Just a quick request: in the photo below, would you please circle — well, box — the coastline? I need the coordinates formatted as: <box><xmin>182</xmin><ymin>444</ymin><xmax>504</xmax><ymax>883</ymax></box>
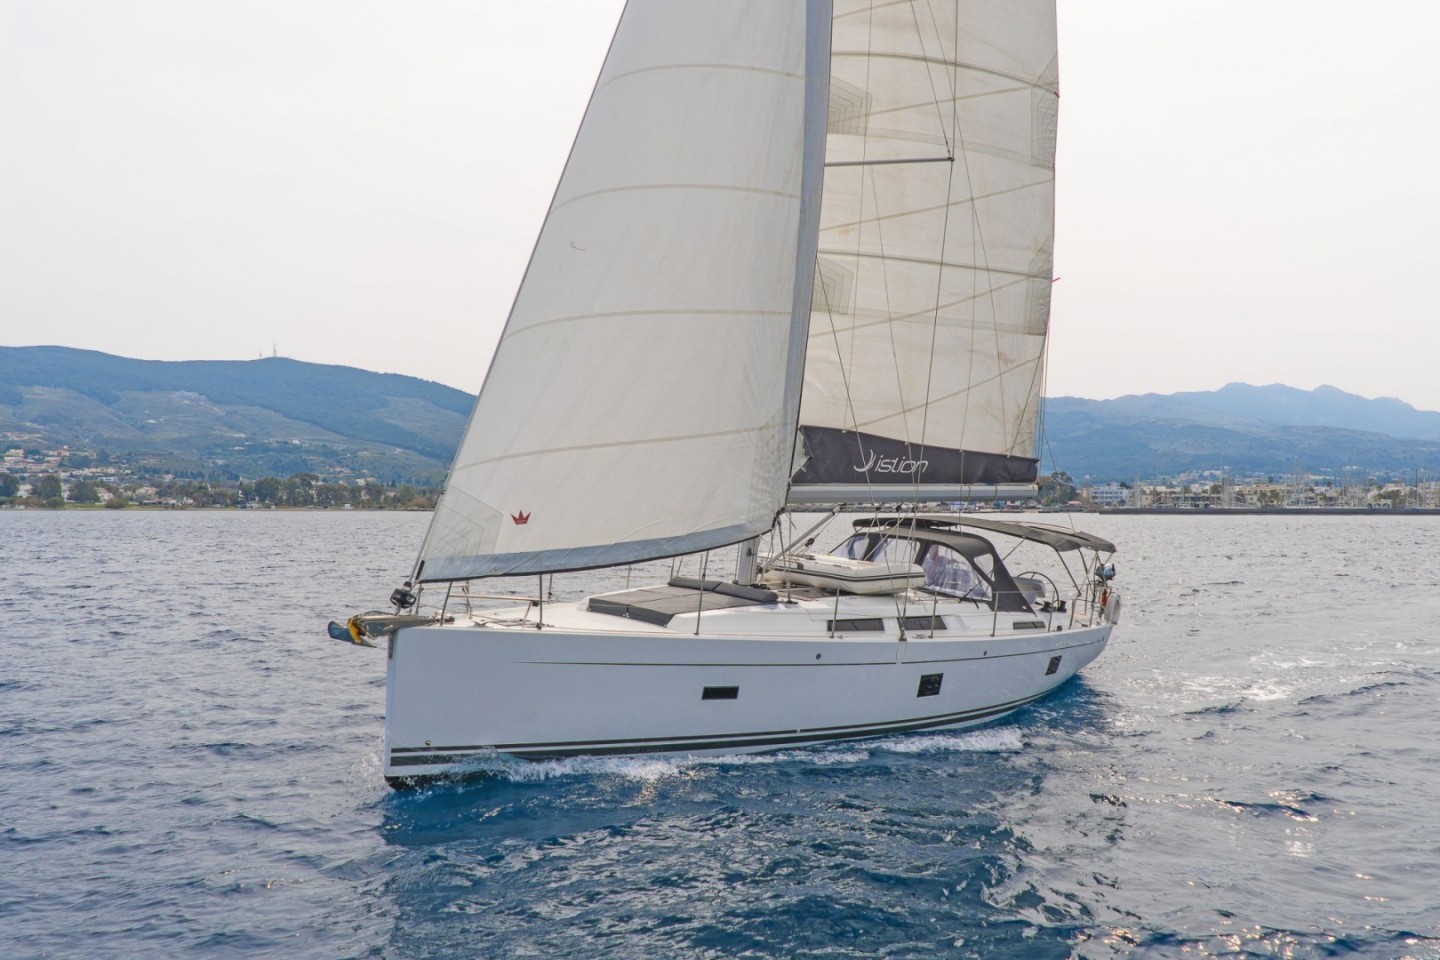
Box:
<box><xmin>8</xmin><ymin>503</ymin><xmax>1440</xmax><ymax>516</ymax></box>
<box><xmin>1092</xmin><ymin>506</ymin><xmax>1440</xmax><ymax>516</ymax></box>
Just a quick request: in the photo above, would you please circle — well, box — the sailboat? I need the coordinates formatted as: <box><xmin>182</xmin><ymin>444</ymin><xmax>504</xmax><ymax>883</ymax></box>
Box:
<box><xmin>354</xmin><ymin>0</ymin><xmax>1121</xmax><ymax>785</ymax></box>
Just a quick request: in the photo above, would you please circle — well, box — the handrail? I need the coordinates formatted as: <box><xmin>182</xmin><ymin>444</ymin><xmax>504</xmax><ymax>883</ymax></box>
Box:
<box><xmin>428</xmin><ymin>582</ymin><xmax>543</xmax><ymax>626</ymax></box>
<box><xmin>450</xmin><ymin>591</ymin><xmax>541</xmax><ymax>605</ymax></box>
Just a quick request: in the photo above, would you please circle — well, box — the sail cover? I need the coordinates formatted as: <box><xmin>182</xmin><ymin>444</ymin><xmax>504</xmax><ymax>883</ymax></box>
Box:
<box><xmin>418</xmin><ymin>0</ymin><xmax>832</xmax><ymax>581</ymax></box>
<box><xmin>790</xmin><ymin>0</ymin><xmax>1058</xmax><ymax>499</ymax></box>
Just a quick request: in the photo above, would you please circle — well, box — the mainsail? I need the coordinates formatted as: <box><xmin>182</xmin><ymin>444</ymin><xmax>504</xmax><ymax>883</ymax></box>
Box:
<box><xmin>417</xmin><ymin>1</ymin><xmax>832</xmax><ymax>581</ymax></box>
<box><xmin>789</xmin><ymin>0</ymin><xmax>1058</xmax><ymax>502</ymax></box>
<box><xmin>418</xmin><ymin>0</ymin><xmax>1058</xmax><ymax>582</ymax></box>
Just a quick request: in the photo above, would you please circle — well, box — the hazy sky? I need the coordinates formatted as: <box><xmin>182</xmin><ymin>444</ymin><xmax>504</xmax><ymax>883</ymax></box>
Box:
<box><xmin>3</xmin><ymin>2</ymin><xmax>1438</xmax><ymax>409</ymax></box>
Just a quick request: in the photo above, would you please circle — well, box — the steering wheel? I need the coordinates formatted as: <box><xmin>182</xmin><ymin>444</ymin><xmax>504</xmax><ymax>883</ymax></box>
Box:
<box><xmin>1014</xmin><ymin>570</ymin><xmax>1060</xmax><ymax>606</ymax></box>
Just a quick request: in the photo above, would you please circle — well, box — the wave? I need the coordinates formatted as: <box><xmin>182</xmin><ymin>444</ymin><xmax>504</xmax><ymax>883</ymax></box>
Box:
<box><xmin>426</xmin><ymin>726</ymin><xmax>1027</xmax><ymax>784</ymax></box>
<box><xmin>1297</xmin><ymin>673</ymin><xmax>1424</xmax><ymax>707</ymax></box>
<box><xmin>1205</xmin><ymin>789</ymin><xmax>1334</xmax><ymax>821</ymax></box>
<box><xmin>872</xmin><ymin>728</ymin><xmax>1024</xmax><ymax>754</ymax></box>
<box><xmin>1182</xmin><ymin>700</ymin><xmax>1247</xmax><ymax>716</ymax></box>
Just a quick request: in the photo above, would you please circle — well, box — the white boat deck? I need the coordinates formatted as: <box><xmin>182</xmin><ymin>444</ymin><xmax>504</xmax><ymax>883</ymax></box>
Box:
<box><xmin>445</xmin><ymin>586</ymin><xmax>1089</xmax><ymax>642</ymax></box>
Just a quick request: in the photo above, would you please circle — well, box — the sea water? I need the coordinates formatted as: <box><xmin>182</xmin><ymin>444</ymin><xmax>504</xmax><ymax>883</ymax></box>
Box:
<box><xmin>2</xmin><ymin>511</ymin><xmax>1438</xmax><ymax>959</ymax></box>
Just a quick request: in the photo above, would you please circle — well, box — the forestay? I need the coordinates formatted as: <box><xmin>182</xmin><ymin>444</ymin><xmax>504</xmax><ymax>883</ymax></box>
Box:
<box><xmin>418</xmin><ymin>0</ymin><xmax>832</xmax><ymax>581</ymax></box>
<box><xmin>790</xmin><ymin>0</ymin><xmax>1059</xmax><ymax>501</ymax></box>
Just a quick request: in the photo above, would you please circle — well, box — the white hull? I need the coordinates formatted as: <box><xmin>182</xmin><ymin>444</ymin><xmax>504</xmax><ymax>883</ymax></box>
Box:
<box><xmin>382</xmin><ymin>593</ymin><xmax>1111</xmax><ymax>783</ymax></box>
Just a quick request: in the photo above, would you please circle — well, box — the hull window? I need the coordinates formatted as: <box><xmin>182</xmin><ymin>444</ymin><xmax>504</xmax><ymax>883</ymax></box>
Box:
<box><xmin>1045</xmin><ymin>655</ymin><xmax>1062</xmax><ymax>676</ymax></box>
<box><xmin>702</xmin><ymin>686</ymin><xmax>740</xmax><ymax>700</ymax></box>
<box><xmin>917</xmin><ymin>673</ymin><xmax>943</xmax><ymax>697</ymax></box>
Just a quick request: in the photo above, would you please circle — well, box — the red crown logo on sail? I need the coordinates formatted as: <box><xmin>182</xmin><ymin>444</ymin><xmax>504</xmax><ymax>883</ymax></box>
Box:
<box><xmin>511</xmin><ymin>510</ymin><xmax>530</xmax><ymax>525</ymax></box>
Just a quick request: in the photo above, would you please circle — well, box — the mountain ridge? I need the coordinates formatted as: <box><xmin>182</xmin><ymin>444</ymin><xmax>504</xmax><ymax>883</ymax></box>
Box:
<box><xmin>0</xmin><ymin>346</ymin><xmax>475</xmax><ymax>481</ymax></box>
<box><xmin>5</xmin><ymin>346</ymin><xmax>1439</xmax><ymax>484</ymax></box>
<box><xmin>1055</xmin><ymin>382</ymin><xmax>1440</xmax><ymax>442</ymax></box>
<box><xmin>1042</xmin><ymin>384</ymin><xmax>1440</xmax><ymax>481</ymax></box>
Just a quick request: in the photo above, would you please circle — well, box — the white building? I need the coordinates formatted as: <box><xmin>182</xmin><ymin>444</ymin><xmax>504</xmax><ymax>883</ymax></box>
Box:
<box><xmin>1088</xmin><ymin>482</ymin><xmax>1132</xmax><ymax>507</ymax></box>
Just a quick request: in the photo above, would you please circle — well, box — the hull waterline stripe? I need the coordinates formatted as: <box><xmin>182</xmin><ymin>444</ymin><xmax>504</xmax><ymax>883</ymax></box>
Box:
<box><xmin>388</xmin><ymin>687</ymin><xmax>1047</xmax><ymax>753</ymax></box>
<box><xmin>388</xmin><ymin>691</ymin><xmax>1050</xmax><ymax>765</ymax></box>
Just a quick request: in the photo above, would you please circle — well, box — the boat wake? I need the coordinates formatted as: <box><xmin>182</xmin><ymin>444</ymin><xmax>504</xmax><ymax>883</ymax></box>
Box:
<box><xmin>436</xmin><ymin>726</ymin><xmax>1027</xmax><ymax>784</ymax></box>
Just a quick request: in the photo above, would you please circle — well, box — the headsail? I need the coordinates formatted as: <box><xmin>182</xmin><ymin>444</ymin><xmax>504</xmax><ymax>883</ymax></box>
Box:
<box><xmin>789</xmin><ymin>0</ymin><xmax>1058</xmax><ymax>503</ymax></box>
<box><xmin>418</xmin><ymin>0</ymin><xmax>832</xmax><ymax>581</ymax></box>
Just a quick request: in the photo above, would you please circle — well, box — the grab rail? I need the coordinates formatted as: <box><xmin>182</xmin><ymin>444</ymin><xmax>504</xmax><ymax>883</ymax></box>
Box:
<box><xmin>435</xmin><ymin>582</ymin><xmax>543</xmax><ymax>625</ymax></box>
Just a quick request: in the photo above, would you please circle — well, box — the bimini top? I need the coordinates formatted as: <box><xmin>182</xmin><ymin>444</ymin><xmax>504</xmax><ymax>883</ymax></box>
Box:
<box><xmin>853</xmin><ymin>515</ymin><xmax>1117</xmax><ymax>555</ymax></box>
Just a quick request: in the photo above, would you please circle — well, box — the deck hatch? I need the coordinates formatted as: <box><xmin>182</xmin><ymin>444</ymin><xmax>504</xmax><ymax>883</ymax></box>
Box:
<box><xmin>917</xmin><ymin>673</ymin><xmax>943</xmax><ymax>697</ymax></box>
<box><xmin>827</xmin><ymin>617</ymin><xmax>885</xmax><ymax>633</ymax></box>
<box><xmin>900</xmin><ymin>615</ymin><xmax>947</xmax><ymax>632</ymax></box>
<box><xmin>588</xmin><ymin>578</ymin><xmax>779</xmax><ymax>626</ymax></box>
<box><xmin>702</xmin><ymin>686</ymin><xmax>740</xmax><ymax>700</ymax></box>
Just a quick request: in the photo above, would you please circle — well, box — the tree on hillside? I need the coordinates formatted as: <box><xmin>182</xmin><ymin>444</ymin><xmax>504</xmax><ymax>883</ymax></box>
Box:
<box><xmin>34</xmin><ymin>474</ymin><xmax>62</xmax><ymax>501</ymax></box>
<box><xmin>70</xmin><ymin>480</ymin><xmax>101</xmax><ymax>503</ymax></box>
<box><xmin>282</xmin><ymin>474</ymin><xmax>315</xmax><ymax>507</ymax></box>
<box><xmin>314</xmin><ymin>482</ymin><xmax>355</xmax><ymax>508</ymax></box>
<box><xmin>252</xmin><ymin>477</ymin><xmax>282</xmax><ymax>503</ymax></box>
<box><xmin>0</xmin><ymin>473</ymin><xmax>17</xmax><ymax>499</ymax></box>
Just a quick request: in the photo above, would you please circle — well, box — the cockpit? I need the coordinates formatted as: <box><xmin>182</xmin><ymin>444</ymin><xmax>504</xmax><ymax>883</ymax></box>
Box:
<box><xmin>830</xmin><ymin>527</ymin><xmax>1034</xmax><ymax>613</ymax></box>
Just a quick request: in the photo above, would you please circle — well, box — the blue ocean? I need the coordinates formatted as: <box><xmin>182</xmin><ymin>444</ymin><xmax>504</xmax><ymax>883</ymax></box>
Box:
<box><xmin>3</xmin><ymin>511</ymin><xmax>1438</xmax><ymax>958</ymax></box>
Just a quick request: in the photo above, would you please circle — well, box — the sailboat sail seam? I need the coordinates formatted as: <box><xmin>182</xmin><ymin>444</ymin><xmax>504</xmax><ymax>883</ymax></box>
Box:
<box><xmin>448</xmin><ymin>421</ymin><xmax>783</xmax><ymax>475</ymax></box>
<box><xmin>806</xmin><ymin>277</ymin><xmax>1032</xmax><ymax>335</ymax></box>
<box><xmin>550</xmin><ymin>182</ymin><xmax>801</xmax><ymax>216</ymax></box>
<box><xmin>829</xmin><ymin>50</ymin><xmax>1058</xmax><ymax>95</ymax></box>
<box><xmin>814</xmin><ymin>249</ymin><xmax>1050</xmax><ymax>279</ymax></box>
<box><xmin>834</xmin><ymin>357</ymin><xmax>1043</xmax><ymax>439</ymax></box>
<box><xmin>595</xmin><ymin>62</ymin><xmax>805</xmax><ymax>94</ymax></box>
<box><xmin>819</xmin><ymin>175</ymin><xmax>1052</xmax><ymax>235</ymax></box>
<box><xmin>502</xmin><ymin>308</ymin><xmax>790</xmax><ymax>344</ymax></box>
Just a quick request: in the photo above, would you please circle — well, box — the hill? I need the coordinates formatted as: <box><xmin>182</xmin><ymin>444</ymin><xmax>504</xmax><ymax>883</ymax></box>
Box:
<box><xmin>1043</xmin><ymin>384</ymin><xmax>1440</xmax><ymax>482</ymax></box>
<box><xmin>7</xmin><ymin>348</ymin><xmax>1438</xmax><ymax>485</ymax></box>
<box><xmin>0</xmin><ymin>346</ymin><xmax>474</xmax><ymax>481</ymax></box>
